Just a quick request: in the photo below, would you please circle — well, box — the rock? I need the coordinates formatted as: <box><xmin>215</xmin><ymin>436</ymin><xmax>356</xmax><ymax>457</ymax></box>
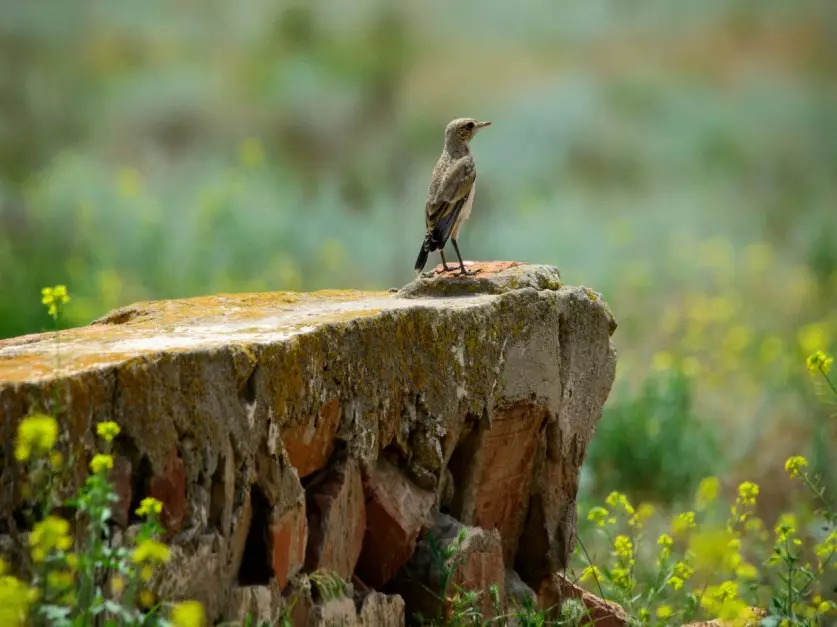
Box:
<box><xmin>397</xmin><ymin>261</ymin><xmax>562</xmax><ymax>299</ymax></box>
<box><xmin>355</xmin><ymin>457</ymin><xmax>435</xmax><ymax>587</ymax></box>
<box><xmin>226</xmin><ymin>584</ymin><xmax>281</xmax><ymax>623</ymax></box>
<box><xmin>149</xmin><ymin>446</ymin><xmax>187</xmax><ymax>534</ymax></box>
<box><xmin>154</xmin><ymin>534</ymin><xmax>226</xmax><ymax>618</ymax></box>
<box><xmin>307</xmin><ymin>597</ymin><xmax>358</xmax><ymax>626</ymax></box>
<box><xmin>504</xmin><ymin>568</ymin><xmax>537</xmax><ymax>608</ymax></box>
<box><xmin>393</xmin><ymin>513</ymin><xmax>505</xmax><ymax>622</ymax></box>
<box><xmin>358</xmin><ymin>592</ymin><xmax>406</xmax><ymax>627</ymax></box>
<box><xmin>539</xmin><ymin>572</ymin><xmax>629</xmax><ymax>627</ymax></box>
<box><xmin>0</xmin><ymin>264</ymin><xmax>617</xmax><ymax>624</ymax></box>
<box><xmin>270</xmin><ymin>498</ymin><xmax>308</xmax><ymax>589</ymax></box>
<box><xmin>304</xmin><ymin>458</ymin><xmax>366</xmax><ymax>579</ymax></box>
<box><xmin>283</xmin><ymin>399</ymin><xmax>342</xmax><ymax>478</ymax></box>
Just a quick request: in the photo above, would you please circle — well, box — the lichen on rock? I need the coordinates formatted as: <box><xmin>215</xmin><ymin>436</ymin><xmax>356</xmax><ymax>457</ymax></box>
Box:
<box><xmin>0</xmin><ymin>262</ymin><xmax>616</xmax><ymax>623</ymax></box>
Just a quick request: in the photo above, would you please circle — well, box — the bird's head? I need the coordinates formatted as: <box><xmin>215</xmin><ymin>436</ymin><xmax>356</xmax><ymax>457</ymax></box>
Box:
<box><xmin>445</xmin><ymin>118</ymin><xmax>491</xmax><ymax>145</ymax></box>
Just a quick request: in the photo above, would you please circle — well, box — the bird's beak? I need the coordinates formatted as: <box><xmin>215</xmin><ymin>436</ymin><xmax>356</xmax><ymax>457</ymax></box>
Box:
<box><xmin>476</xmin><ymin>121</ymin><xmax>492</xmax><ymax>129</ymax></box>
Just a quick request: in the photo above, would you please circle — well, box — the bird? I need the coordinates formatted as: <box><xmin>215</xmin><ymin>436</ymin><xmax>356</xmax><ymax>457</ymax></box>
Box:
<box><xmin>414</xmin><ymin>117</ymin><xmax>491</xmax><ymax>276</ymax></box>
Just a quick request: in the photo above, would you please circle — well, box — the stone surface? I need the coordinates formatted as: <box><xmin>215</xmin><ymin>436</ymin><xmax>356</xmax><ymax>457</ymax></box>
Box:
<box><xmin>358</xmin><ymin>592</ymin><xmax>406</xmax><ymax>627</ymax></box>
<box><xmin>539</xmin><ymin>572</ymin><xmax>629</xmax><ymax>627</ymax></box>
<box><xmin>393</xmin><ymin>513</ymin><xmax>505</xmax><ymax>622</ymax></box>
<box><xmin>355</xmin><ymin>457</ymin><xmax>435</xmax><ymax>588</ymax></box>
<box><xmin>398</xmin><ymin>261</ymin><xmax>563</xmax><ymax>299</ymax></box>
<box><xmin>270</xmin><ymin>498</ymin><xmax>308</xmax><ymax>589</ymax></box>
<box><xmin>226</xmin><ymin>585</ymin><xmax>281</xmax><ymax>623</ymax></box>
<box><xmin>0</xmin><ymin>263</ymin><xmax>617</xmax><ymax>623</ymax></box>
<box><xmin>304</xmin><ymin>458</ymin><xmax>366</xmax><ymax>579</ymax></box>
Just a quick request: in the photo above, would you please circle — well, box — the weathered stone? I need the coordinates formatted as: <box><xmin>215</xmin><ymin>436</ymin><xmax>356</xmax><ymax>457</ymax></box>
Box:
<box><xmin>304</xmin><ymin>458</ymin><xmax>366</xmax><ymax>579</ymax></box>
<box><xmin>149</xmin><ymin>446</ymin><xmax>187</xmax><ymax>534</ymax></box>
<box><xmin>393</xmin><ymin>512</ymin><xmax>504</xmax><ymax>622</ymax></box>
<box><xmin>283</xmin><ymin>399</ymin><xmax>341</xmax><ymax>478</ymax></box>
<box><xmin>154</xmin><ymin>534</ymin><xmax>225</xmax><ymax>618</ymax></box>
<box><xmin>110</xmin><ymin>455</ymin><xmax>132</xmax><ymax>527</ymax></box>
<box><xmin>398</xmin><ymin>261</ymin><xmax>563</xmax><ymax>299</ymax></box>
<box><xmin>270</xmin><ymin>498</ymin><xmax>308</xmax><ymax>589</ymax></box>
<box><xmin>355</xmin><ymin>457</ymin><xmax>435</xmax><ymax>588</ymax></box>
<box><xmin>505</xmin><ymin>568</ymin><xmax>537</xmax><ymax>607</ymax></box>
<box><xmin>358</xmin><ymin>592</ymin><xmax>406</xmax><ymax>627</ymax></box>
<box><xmin>307</xmin><ymin>597</ymin><xmax>358</xmax><ymax>626</ymax></box>
<box><xmin>0</xmin><ymin>264</ymin><xmax>617</xmax><ymax>625</ymax></box>
<box><xmin>539</xmin><ymin>572</ymin><xmax>629</xmax><ymax>627</ymax></box>
<box><xmin>226</xmin><ymin>585</ymin><xmax>280</xmax><ymax>623</ymax></box>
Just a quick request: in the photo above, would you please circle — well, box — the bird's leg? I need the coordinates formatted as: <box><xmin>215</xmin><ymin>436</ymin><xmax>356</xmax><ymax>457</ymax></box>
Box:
<box><xmin>439</xmin><ymin>250</ymin><xmax>452</xmax><ymax>272</ymax></box>
<box><xmin>451</xmin><ymin>239</ymin><xmax>475</xmax><ymax>276</ymax></box>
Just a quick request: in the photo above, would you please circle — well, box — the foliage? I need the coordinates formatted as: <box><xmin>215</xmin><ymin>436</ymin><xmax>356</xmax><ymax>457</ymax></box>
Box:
<box><xmin>585</xmin><ymin>368</ymin><xmax>719</xmax><ymax>506</ymax></box>
<box><xmin>1</xmin><ymin>287</ymin><xmax>206</xmax><ymax>627</ymax></box>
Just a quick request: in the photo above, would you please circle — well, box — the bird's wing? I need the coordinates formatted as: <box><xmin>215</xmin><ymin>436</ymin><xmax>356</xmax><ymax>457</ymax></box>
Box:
<box><xmin>425</xmin><ymin>159</ymin><xmax>475</xmax><ymax>248</ymax></box>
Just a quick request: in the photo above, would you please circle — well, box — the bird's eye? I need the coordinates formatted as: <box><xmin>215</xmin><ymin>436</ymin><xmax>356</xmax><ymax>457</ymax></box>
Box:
<box><xmin>465</xmin><ymin>122</ymin><xmax>475</xmax><ymax>130</ymax></box>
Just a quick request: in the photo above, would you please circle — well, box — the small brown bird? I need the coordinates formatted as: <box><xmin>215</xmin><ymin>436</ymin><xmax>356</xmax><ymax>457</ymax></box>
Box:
<box><xmin>414</xmin><ymin>117</ymin><xmax>491</xmax><ymax>275</ymax></box>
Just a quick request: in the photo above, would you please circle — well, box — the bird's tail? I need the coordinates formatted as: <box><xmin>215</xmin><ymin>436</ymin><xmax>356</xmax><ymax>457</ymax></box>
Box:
<box><xmin>414</xmin><ymin>238</ymin><xmax>431</xmax><ymax>274</ymax></box>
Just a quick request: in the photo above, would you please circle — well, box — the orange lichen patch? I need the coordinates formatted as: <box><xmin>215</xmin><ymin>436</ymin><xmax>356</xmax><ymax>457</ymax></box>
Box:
<box><xmin>427</xmin><ymin>260</ymin><xmax>524</xmax><ymax>278</ymax></box>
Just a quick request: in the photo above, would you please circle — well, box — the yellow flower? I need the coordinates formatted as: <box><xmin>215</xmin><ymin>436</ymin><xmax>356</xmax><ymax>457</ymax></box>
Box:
<box><xmin>136</xmin><ymin>497</ymin><xmax>164</xmax><ymax>518</ymax></box>
<box><xmin>657</xmin><ymin>533</ymin><xmax>673</xmax><ymax>548</ymax></box>
<box><xmin>110</xmin><ymin>574</ymin><xmax>125</xmax><ymax>595</ymax></box>
<box><xmin>672</xmin><ymin>511</ymin><xmax>696</xmax><ymax>534</ymax></box>
<box><xmin>667</xmin><ymin>575</ymin><xmax>684</xmax><ymax>591</ymax></box>
<box><xmin>171</xmin><ymin>601</ymin><xmax>206</xmax><ymax>627</ymax></box>
<box><xmin>0</xmin><ymin>573</ymin><xmax>36</xmax><ymax>627</ymax></box>
<box><xmin>605</xmin><ymin>491</ymin><xmax>635</xmax><ymax>518</ymax></box>
<box><xmin>656</xmin><ymin>605</ymin><xmax>673</xmax><ymax>620</ymax></box>
<box><xmin>49</xmin><ymin>451</ymin><xmax>63</xmax><ymax>470</ymax></box>
<box><xmin>41</xmin><ymin>285</ymin><xmax>71</xmax><ymax>318</ymax></box>
<box><xmin>610</xmin><ymin>566</ymin><xmax>631</xmax><ymax>590</ymax></box>
<box><xmin>29</xmin><ymin>516</ymin><xmax>72</xmax><ymax>561</ymax></box>
<box><xmin>737</xmin><ymin>481</ymin><xmax>759</xmax><ymax>506</ymax></box>
<box><xmin>586</xmin><ymin>506</ymin><xmax>610</xmax><ymax>528</ymax></box>
<box><xmin>15</xmin><ymin>414</ymin><xmax>59</xmax><ymax>462</ymax></box>
<box><xmin>140</xmin><ymin>565</ymin><xmax>154</xmax><ymax>582</ymax></box>
<box><xmin>673</xmin><ymin>561</ymin><xmax>694</xmax><ymax>581</ymax></box>
<box><xmin>139</xmin><ymin>589</ymin><xmax>155</xmax><ymax>608</ymax></box>
<box><xmin>695</xmin><ymin>476</ymin><xmax>720</xmax><ymax>510</ymax></box>
<box><xmin>613</xmin><ymin>535</ymin><xmax>634</xmax><ymax>561</ymax></box>
<box><xmin>806</xmin><ymin>350</ymin><xmax>833</xmax><ymax>375</ymax></box>
<box><xmin>89</xmin><ymin>454</ymin><xmax>114</xmax><ymax>474</ymax></box>
<box><xmin>96</xmin><ymin>421</ymin><xmax>121</xmax><ymax>442</ymax></box>
<box><xmin>735</xmin><ymin>562</ymin><xmax>758</xmax><ymax>580</ymax></box>
<box><xmin>132</xmin><ymin>539</ymin><xmax>171</xmax><ymax>565</ymax></box>
<box><xmin>784</xmin><ymin>456</ymin><xmax>808</xmax><ymax>479</ymax></box>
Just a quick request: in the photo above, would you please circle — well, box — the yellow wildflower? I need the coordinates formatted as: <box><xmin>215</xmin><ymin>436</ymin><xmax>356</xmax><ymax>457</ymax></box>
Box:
<box><xmin>605</xmin><ymin>491</ymin><xmax>635</xmax><ymax>517</ymax></box>
<box><xmin>41</xmin><ymin>285</ymin><xmax>71</xmax><ymax>318</ymax></box>
<box><xmin>668</xmin><ymin>575</ymin><xmax>684</xmax><ymax>590</ymax></box>
<box><xmin>610</xmin><ymin>566</ymin><xmax>631</xmax><ymax>590</ymax></box>
<box><xmin>735</xmin><ymin>562</ymin><xmax>758</xmax><ymax>580</ymax></box>
<box><xmin>806</xmin><ymin>350</ymin><xmax>833</xmax><ymax>375</ymax></box>
<box><xmin>139</xmin><ymin>589</ymin><xmax>155</xmax><ymax>608</ymax></box>
<box><xmin>15</xmin><ymin>414</ymin><xmax>59</xmax><ymax>462</ymax></box>
<box><xmin>672</xmin><ymin>511</ymin><xmax>696</xmax><ymax>534</ymax></box>
<box><xmin>136</xmin><ymin>497</ymin><xmax>163</xmax><ymax>518</ymax></box>
<box><xmin>613</xmin><ymin>535</ymin><xmax>634</xmax><ymax>561</ymax></box>
<box><xmin>96</xmin><ymin>421</ymin><xmax>121</xmax><ymax>442</ymax></box>
<box><xmin>29</xmin><ymin>516</ymin><xmax>72</xmax><ymax>561</ymax></box>
<box><xmin>586</xmin><ymin>506</ymin><xmax>610</xmax><ymax>528</ymax></box>
<box><xmin>89</xmin><ymin>454</ymin><xmax>114</xmax><ymax>474</ymax></box>
<box><xmin>784</xmin><ymin>456</ymin><xmax>808</xmax><ymax>479</ymax></box>
<box><xmin>140</xmin><ymin>565</ymin><xmax>154</xmax><ymax>582</ymax></box>
<box><xmin>132</xmin><ymin>539</ymin><xmax>171</xmax><ymax>565</ymax></box>
<box><xmin>630</xmin><ymin>502</ymin><xmax>655</xmax><ymax>528</ymax></box>
<box><xmin>656</xmin><ymin>605</ymin><xmax>673</xmax><ymax>620</ymax></box>
<box><xmin>673</xmin><ymin>561</ymin><xmax>694</xmax><ymax>581</ymax></box>
<box><xmin>171</xmin><ymin>601</ymin><xmax>206</xmax><ymax>627</ymax></box>
<box><xmin>110</xmin><ymin>574</ymin><xmax>125</xmax><ymax>595</ymax></box>
<box><xmin>737</xmin><ymin>482</ymin><xmax>759</xmax><ymax>506</ymax></box>
<box><xmin>49</xmin><ymin>451</ymin><xmax>63</xmax><ymax>470</ymax></box>
<box><xmin>0</xmin><ymin>572</ymin><xmax>35</xmax><ymax>627</ymax></box>
<box><xmin>695</xmin><ymin>476</ymin><xmax>720</xmax><ymax>510</ymax></box>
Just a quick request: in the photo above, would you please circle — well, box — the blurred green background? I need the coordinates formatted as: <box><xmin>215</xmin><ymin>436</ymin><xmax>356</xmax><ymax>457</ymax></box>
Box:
<box><xmin>1</xmin><ymin>0</ymin><xmax>836</xmax><ymax>516</ymax></box>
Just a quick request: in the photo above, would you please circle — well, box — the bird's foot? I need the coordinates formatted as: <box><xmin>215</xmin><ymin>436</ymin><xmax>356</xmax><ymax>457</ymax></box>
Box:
<box><xmin>456</xmin><ymin>266</ymin><xmax>477</xmax><ymax>276</ymax></box>
<box><xmin>441</xmin><ymin>264</ymin><xmax>453</xmax><ymax>273</ymax></box>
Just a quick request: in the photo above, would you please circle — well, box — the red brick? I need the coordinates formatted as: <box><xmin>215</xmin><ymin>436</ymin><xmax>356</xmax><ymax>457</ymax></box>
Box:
<box><xmin>355</xmin><ymin>458</ymin><xmax>435</xmax><ymax>588</ymax></box>
<box><xmin>304</xmin><ymin>459</ymin><xmax>366</xmax><ymax>579</ymax></box>
<box><xmin>282</xmin><ymin>399</ymin><xmax>341</xmax><ymax>478</ymax></box>
<box><xmin>149</xmin><ymin>447</ymin><xmax>187</xmax><ymax>533</ymax></box>
<box><xmin>469</xmin><ymin>403</ymin><xmax>547</xmax><ymax>560</ymax></box>
<box><xmin>269</xmin><ymin>499</ymin><xmax>308</xmax><ymax>589</ymax></box>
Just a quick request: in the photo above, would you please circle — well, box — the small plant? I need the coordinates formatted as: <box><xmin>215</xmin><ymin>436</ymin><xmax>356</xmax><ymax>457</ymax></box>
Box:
<box><xmin>308</xmin><ymin>569</ymin><xmax>347</xmax><ymax>602</ymax></box>
<box><xmin>0</xmin><ymin>285</ymin><xmax>206</xmax><ymax>627</ymax></box>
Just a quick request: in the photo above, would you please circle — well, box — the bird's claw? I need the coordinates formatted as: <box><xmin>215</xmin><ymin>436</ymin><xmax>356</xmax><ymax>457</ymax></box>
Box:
<box><xmin>457</xmin><ymin>268</ymin><xmax>477</xmax><ymax>276</ymax></box>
